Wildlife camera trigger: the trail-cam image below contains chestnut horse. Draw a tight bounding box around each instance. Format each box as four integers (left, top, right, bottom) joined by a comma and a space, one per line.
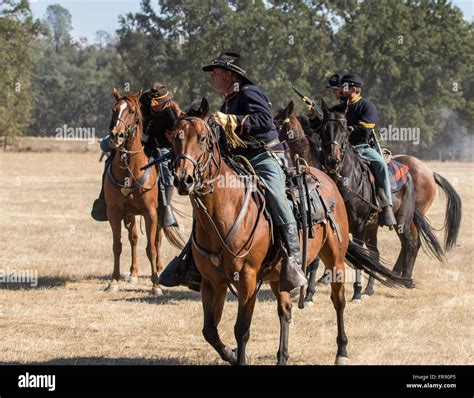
275, 100, 462, 300
170, 98, 409, 365
105, 89, 184, 295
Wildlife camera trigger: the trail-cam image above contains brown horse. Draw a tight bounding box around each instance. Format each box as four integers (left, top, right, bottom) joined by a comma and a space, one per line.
170, 98, 409, 365
104, 88, 183, 295
275, 100, 462, 300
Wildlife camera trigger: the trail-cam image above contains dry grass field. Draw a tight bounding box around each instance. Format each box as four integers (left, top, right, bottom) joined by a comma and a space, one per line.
0, 150, 472, 365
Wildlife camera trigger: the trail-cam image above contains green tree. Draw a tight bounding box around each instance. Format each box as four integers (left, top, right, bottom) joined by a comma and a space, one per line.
45, 4, 72, 52
0, 0, 43, 142
334, 0, 472, 156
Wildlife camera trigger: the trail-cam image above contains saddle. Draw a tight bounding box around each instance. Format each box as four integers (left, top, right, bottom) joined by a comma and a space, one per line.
351, 148, 411, 213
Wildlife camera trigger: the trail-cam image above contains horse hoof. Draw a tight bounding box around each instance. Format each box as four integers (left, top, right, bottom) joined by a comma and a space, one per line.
151, 286, 163, 296
361, 294, 371, 300
335, 356, 349, 365
351, 298, 362, 304
128, 276, 139, 285
304, 301, 314, 308
105, 284, 119, 293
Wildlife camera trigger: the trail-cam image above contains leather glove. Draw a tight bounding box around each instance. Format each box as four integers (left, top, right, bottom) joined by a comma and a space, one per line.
211, 111, 238, 133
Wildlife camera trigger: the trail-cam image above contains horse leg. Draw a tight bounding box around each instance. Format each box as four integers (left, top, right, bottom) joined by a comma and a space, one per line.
126, 215, 139, 285
332, 279, 349, 364
304, 257, 321, 305
234, 267, 258, 365
155, 226, 164, 279
270, 280, 292, 365
362, 226, 379, 297
144, 209, 161, 296
351, 230, 365, 302
106, 211, 122, 292
321, 245, 349, 365
201, 278, 237, 365
399, 223, 420, 288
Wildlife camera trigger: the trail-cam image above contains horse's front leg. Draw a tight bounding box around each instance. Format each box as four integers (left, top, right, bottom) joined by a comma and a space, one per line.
234, 266, 258, 365
106, 209, 122, 292
155, 226, 165, 279
144, 207, 162, 296
201, 277, 236, 365
125, 215, 139, 285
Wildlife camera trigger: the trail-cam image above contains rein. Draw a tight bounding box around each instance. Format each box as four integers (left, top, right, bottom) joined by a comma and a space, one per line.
322, 118, 381, 211
109, 99, 152, 194
172, 116, 267, 296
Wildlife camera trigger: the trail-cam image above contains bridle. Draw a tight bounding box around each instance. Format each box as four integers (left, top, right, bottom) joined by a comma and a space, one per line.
112, 99, 143, 158
172, 116, 222, 196
110, 98, 150, 191
277, 116, 307, 144
319, 117, 350, 177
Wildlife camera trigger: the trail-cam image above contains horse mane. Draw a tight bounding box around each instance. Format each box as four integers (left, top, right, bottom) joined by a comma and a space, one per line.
297, 115, 312, 136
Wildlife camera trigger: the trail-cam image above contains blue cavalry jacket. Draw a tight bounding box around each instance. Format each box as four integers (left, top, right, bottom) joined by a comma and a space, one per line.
331, 94, 379, 146
221, 84, 286, 157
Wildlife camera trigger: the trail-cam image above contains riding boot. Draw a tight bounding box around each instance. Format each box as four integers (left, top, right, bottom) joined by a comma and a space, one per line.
159, 185, 179, 228
158, 239, 202, 292
91, 159, 110, 222
376, 187, 397, 228
279, 222, 308, 292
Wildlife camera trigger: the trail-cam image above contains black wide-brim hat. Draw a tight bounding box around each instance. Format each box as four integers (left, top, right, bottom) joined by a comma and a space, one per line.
203, 52, 254, 85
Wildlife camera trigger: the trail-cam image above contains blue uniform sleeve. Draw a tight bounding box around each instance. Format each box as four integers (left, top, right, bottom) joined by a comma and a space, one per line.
352, 99, 378, 141
235, 87, 274, 138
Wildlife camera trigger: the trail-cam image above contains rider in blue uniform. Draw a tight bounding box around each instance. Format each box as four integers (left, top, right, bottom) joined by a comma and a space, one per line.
159, 52, 307, 292
309, 74, 396, 227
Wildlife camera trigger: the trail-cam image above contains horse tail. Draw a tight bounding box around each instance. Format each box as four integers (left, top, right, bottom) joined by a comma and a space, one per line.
433, 172, 462, 251
163, 226, 186, 250
413, 206, 445, 262
345, 241, 412, 288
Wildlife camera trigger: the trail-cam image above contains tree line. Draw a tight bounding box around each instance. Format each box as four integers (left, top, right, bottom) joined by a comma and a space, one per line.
1, 0, 472, 158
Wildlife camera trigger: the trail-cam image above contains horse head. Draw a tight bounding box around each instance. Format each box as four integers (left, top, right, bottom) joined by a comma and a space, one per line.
319, 97, 348, 174
109, 88, 142, 151
171, 98, 219, 195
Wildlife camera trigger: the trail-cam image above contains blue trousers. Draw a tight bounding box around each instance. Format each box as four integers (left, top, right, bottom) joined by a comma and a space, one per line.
249, 151, 295, 227
355, 144, 392, 206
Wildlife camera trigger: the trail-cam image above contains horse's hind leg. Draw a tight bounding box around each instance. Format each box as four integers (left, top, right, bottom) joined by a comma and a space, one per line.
351, 231, 365, 302
201, 278, 236, 365
399, 223, 420, 287
125, 215, 139, 285
362, 226, 379, 297
106, 210, 122, 292
270, 280, 292, 365
321, 243, 349, 365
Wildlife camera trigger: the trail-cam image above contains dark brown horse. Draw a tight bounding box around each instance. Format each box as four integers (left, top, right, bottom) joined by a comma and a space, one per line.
170, 98, 409, 365
104, 89, 183, 295
275, 100, 462, 300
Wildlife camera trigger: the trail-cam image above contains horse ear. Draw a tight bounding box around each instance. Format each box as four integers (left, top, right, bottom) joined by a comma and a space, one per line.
113, 88, 121, 101
321, 97, 329, 117
198, 98, 209, 119
284, 100, 294, 118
